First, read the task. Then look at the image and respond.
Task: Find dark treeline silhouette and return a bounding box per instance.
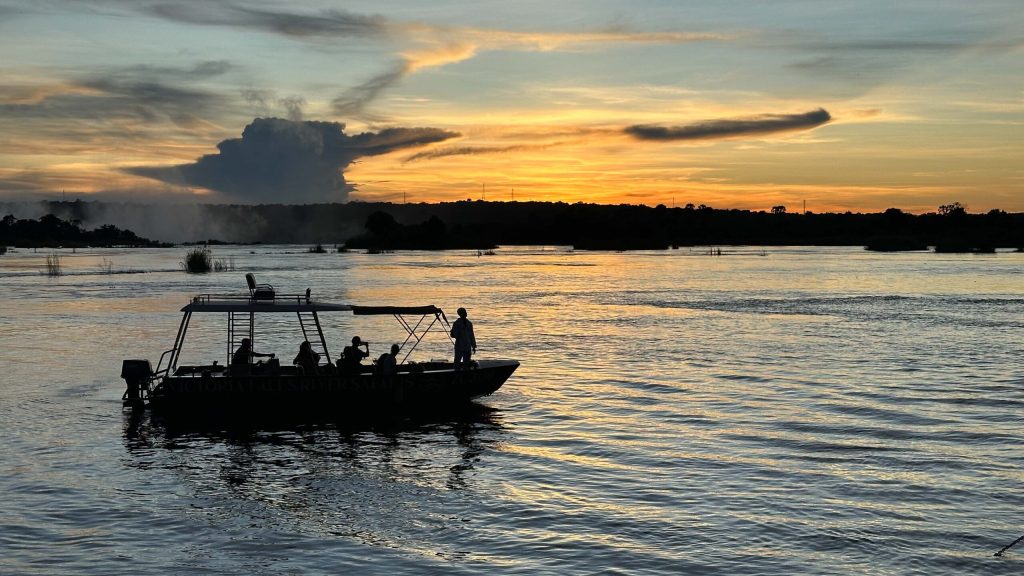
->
[0,213,167,248]
[7,199,1023,251]
[345,211,495,250]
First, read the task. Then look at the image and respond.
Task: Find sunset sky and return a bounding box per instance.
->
[1,1,1022,212]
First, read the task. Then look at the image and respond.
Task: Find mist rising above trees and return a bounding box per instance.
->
[0,213,166,248]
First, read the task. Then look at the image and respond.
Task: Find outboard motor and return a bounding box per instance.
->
[121,359,153,405]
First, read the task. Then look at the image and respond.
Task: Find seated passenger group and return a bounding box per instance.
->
[231,336,401,376]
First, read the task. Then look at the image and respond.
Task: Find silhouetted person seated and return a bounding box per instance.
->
[292,340,320,375]
[231,338,274,374]
[451,307,477,370]
[376,343,400,377]
[338,336,369,374]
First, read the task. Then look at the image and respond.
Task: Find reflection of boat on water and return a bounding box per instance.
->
[125,400,504,440]
[122,401,505,511]
[121,275,519,414]
[123,398,505,528]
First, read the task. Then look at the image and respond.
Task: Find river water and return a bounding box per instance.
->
[0,245,1022,575]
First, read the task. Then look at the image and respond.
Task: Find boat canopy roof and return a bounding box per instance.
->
[352,305,442,316]
[182,299,351,313]
[182,296,442,316]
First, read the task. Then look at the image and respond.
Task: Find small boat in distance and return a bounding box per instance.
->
[121,274,519,414]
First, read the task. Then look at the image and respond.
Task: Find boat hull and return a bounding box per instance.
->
[147,359,518,414]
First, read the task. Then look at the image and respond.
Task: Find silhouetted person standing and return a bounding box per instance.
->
[451,307,476,370]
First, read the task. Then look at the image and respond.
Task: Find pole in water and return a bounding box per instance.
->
[995,533,1024,556]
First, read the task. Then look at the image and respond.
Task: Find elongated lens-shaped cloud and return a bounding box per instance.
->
[626,109,831,141]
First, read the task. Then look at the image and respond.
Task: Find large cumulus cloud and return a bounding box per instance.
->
[127,118,457,203]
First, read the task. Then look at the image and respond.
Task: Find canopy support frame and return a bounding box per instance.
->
[394,311,454,364]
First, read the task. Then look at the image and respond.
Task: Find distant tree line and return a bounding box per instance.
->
[345,211,495,250]
[0,213,168,248]
[17,199,1024,251]
[346,202,1022,252]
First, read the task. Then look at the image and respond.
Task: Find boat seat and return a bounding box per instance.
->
[245,273,275,301]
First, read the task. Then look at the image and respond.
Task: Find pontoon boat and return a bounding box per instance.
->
[121,275,519,413]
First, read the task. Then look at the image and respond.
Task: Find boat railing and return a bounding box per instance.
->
[151,348,176,381]
[190,291,313,305]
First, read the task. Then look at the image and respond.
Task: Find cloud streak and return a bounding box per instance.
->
[127,118,457,203]
[625,109,832,141]
[403,142,565,163]
[0,79,222,127]
[137,3,731,116]
[241,89,307,121]
[0,61,232,126]
[145,2,729,48]
[148,3,387,38]
[332,63,410,117]
[333,26,729,118]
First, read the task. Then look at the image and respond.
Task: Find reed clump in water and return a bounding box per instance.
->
[44,252,62,276]
[212,255,234,272]
[181,246,212,273]
[182,247,233,273]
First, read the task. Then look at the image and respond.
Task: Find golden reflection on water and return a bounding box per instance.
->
[499,483,680,526]
[501,443,636,473]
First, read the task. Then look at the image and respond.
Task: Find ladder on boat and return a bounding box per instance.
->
[297,310,331,365]
[227,311,254,365]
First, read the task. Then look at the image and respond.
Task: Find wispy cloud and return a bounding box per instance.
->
[796,37,1024,52]
[334,26,730,118]
[0,79,222,127]
[403,142,565,163]
[137,3,732,116]
[241,89,307,121]
[625,109,832,141]
[0,61,232,127]
[402,41,479,73]
[144,3,730,49]
[121,60,234,81]
[331,63,410,117]
[147,3,387,38]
